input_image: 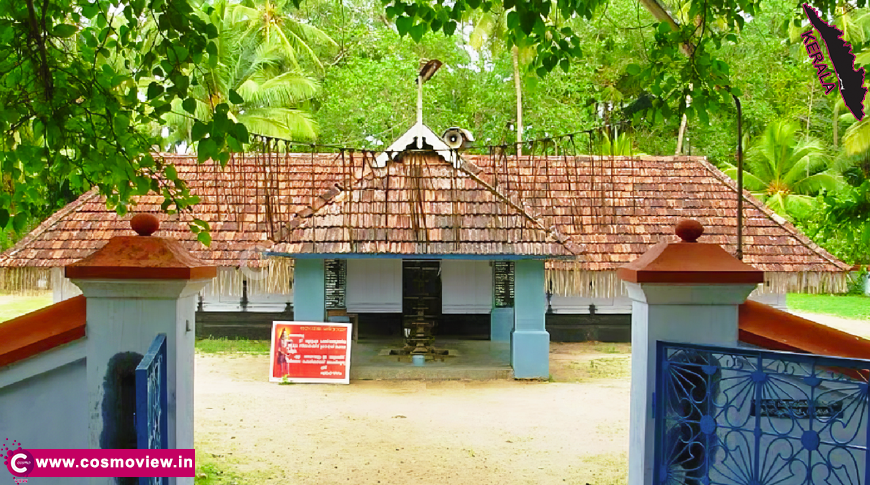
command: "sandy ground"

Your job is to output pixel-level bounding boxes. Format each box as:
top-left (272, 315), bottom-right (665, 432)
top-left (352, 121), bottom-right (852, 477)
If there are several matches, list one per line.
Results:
top-left (791, 311), bottom-right (870, 338)
top-left (195, 343), bottom-right (631, 485)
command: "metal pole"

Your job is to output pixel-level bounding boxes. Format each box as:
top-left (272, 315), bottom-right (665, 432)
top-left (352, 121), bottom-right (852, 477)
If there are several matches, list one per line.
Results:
top-left (733, 94), bottom-right (743, 260)
top-left (417, 77), bottom-right (423, 125)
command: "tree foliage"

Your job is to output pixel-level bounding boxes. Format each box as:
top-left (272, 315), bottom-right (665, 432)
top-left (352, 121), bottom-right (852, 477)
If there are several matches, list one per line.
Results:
top-left (722, 121), bottom-right (839, 218)
top-left (0, 0), bottom-right (251, 245)
top-left (799, 180), bottom-right (870, 264)
top-left (380, 0), bottom-right (853, 132)
top-left (162, 0), bottom-right (326, 146)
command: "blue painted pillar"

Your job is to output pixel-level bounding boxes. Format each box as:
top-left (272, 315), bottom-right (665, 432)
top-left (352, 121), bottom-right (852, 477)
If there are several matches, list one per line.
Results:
top-left (490, 308), bottom-right (514, 342)
top-left (293, 259), bottom-right (325, 322)
top-left (511, 260), bottom-right (549, 378)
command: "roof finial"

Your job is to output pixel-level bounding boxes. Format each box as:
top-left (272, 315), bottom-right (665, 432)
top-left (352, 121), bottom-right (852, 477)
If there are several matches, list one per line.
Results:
top-left (131, 214), bottom-right (160, 237)
top-left (675, 219), bottom-right (703, 243)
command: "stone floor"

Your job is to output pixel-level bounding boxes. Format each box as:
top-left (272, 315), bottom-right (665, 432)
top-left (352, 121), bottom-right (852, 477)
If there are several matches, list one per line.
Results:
top-left (349, 338), bottom-right (512, 380)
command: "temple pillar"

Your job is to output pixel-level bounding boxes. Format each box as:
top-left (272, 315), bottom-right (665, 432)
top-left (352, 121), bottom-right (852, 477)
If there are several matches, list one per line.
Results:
top-left (294, 259), bottom-right (326, 322)
top-left (511, 260), bottom-right (549, 378)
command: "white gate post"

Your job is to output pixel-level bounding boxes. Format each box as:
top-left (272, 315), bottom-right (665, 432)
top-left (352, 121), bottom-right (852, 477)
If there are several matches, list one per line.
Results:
top-left (617, 220), bottom-right (763, 485)
top-left (67, 215), bottom-right (215, 485)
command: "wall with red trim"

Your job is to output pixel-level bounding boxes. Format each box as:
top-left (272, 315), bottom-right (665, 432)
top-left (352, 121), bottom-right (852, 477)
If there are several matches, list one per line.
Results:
top-left (739, 300), bottom-right (870, 359)
top-left (0, 295), bottom-right (86, 367)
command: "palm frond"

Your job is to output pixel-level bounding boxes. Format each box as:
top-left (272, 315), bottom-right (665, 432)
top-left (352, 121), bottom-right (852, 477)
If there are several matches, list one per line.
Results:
top-left (721, 164), bottom-right (769, 193)
top-left (784, 194), bottom-right (818, 221)
top-left (238, 108), bottom-right (318, 141)
top-left (792, 171), bottom-right (843, 194)
top-left (844, 118), bottom-right (870, 155)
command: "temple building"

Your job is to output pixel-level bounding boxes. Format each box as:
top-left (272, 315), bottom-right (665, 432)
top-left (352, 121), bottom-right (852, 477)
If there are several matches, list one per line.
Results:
top-left (0, 124), bottom-right (850, 376)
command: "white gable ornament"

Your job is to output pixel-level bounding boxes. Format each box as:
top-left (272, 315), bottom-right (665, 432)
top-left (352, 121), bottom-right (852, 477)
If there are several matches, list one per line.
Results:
top-left (374, 122), bottom-right (461, 168)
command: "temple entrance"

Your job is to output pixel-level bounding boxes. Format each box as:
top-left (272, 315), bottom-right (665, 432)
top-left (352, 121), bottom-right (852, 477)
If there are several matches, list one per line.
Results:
top-left (399, 260), bottom-right (443, 355)
top-left (343, 258), bottom-right (509, 378)
top-left (402, 260), bottom-right (442, 332)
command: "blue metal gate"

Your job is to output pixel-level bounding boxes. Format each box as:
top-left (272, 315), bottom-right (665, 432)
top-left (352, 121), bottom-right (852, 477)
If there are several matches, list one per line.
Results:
top-left (136, 334), bottom-right (168, 485)
top-left (654, 341), bottom-right (870, 485)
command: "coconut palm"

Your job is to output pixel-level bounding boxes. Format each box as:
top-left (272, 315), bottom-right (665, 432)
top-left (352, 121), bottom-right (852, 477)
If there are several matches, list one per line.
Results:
top-left (723, 121), bottom-right (840, 218)
top-left (232, 0), bottom-right (337, 72)
top-left (163, 0), bottom-right (332, 146)
top-left (469, 8), bottom-right (538, 154)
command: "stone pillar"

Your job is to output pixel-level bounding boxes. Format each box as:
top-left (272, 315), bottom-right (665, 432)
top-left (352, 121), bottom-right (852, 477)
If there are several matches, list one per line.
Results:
top-left (294, 258), bottom-right (325, 322)
top-left (511, 260), bottom-right (549, 378)
top-left (617, 220), bottom-right (763, 485)
top-left (66, 215), bottom-right (215, 485)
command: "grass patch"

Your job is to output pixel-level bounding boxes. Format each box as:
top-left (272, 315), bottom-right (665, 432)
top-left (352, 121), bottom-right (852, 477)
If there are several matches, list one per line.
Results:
top-left (552, 355), bottom-right (632, 383)
top-left (0, 294), bottom-right (53, 323)
top-left (787, 294), bottom-right (870, 320)
top-left (195, 337), bottom-right (271, 355)
top-left (194, 449), bottom-right (263, 485)
top-left (579, 356), bottom-right (632, 380)
top-left (195, 445), bottom-right (283, 484)
top-left (195, 459), bottom-right (243, 485)
top-left (593, 343), bottom-right (631, 354)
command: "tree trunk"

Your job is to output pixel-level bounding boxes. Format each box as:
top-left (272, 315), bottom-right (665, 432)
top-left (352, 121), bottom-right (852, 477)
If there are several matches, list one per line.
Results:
top-left (676, 113), bottom-right (688, 154)
top-left (513, 45), bottom-right (523, 157)
top-left (676, 89), bottom-right (692, 154)
top-left (637, 0), bottom-right (693, 56)
top-left (807, 81), bottom-right (814, 134)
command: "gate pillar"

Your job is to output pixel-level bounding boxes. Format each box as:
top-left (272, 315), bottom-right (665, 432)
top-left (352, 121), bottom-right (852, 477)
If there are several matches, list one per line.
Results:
top-left (616, 220), bottom-right (763, 485)
top-left (67, 215), bottom-right (215, 485)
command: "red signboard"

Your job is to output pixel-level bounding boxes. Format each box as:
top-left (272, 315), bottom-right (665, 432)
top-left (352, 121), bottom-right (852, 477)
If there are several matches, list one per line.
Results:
top-left (269, 321), bottom-right (352, 384)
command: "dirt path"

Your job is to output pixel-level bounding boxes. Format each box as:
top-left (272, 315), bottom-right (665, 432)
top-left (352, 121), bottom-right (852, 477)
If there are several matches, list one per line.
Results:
top-left (195, 344), bottom-right (630, 485)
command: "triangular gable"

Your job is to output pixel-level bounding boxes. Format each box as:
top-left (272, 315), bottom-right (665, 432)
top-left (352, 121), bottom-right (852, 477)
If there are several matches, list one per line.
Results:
top-left (373, 122), bottom-right (460, 168)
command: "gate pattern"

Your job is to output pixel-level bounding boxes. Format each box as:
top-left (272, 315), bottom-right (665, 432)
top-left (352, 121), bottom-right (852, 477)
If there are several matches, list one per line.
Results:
top-left (654, 341), bottom-right (870, 485)
top-left (136, 333), bottom-right (168, 485)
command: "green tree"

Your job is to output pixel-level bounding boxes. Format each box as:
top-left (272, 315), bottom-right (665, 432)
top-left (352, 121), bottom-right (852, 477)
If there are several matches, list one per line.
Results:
top-left (163, 0), bottom-right (323, 145)
top-left (799, 180), bottom-right (870, 264)
top-left (723, 121), bottom-right (839, 217)
top-left (469, 7), bottom-right (526, 151)
top-left (381, 0), bottom-right (854, 134)
top-left (233, 0), bottom-right (337, 71)
top-left (0, 0), bottom-right (251, 246)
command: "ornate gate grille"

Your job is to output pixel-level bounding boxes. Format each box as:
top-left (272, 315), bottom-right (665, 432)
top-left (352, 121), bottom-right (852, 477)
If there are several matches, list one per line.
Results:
top-left (136, 333), bottom-right (168, 485)
top-left (654, 341), bottom-right (870, 485)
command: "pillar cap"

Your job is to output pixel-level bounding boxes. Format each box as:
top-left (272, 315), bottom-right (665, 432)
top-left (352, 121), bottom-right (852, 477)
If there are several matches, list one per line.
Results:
top-left (617, 219), bottom-right (763, 285)
top-left (65, 215), bottom-right (217, 281)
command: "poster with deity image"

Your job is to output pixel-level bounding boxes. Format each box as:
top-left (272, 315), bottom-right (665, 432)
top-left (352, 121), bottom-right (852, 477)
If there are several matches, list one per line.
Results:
top-left (269, 321), bottom-right (352, 384)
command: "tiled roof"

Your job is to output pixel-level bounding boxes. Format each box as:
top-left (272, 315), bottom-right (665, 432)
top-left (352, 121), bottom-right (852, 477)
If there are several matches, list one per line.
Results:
top-left (469, 154), bottom-right (849, 273)
top-left (0, 151), bottom-right (849, 275)
top-left (274, 153), bottom-right (582, 257)
top-left (0, 153), bottom-right (349, 267)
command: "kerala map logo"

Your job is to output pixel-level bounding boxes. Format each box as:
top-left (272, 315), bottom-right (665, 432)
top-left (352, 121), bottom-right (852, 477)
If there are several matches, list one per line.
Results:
top-left (2, 439), bottom-right (34, 484)
top-left (802, 3), bottom-right (867, 121)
